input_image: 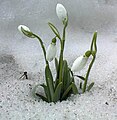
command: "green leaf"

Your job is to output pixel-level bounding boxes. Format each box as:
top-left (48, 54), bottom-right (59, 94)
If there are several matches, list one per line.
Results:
top-left (32, 84), bottom-right (40, 98)
top-left (35, 93), bottom-right (48, 102)
top-left (61, 84), bottom-right (72, 100)
top-left (32, 84), bottom-right (50, 102)
top-left (55, 58), bottom-right (58, 73)
top-left (69, 69), bottom-right (75, 82)
top-left (21, 27), bottom-right (35, 38)
top-left (62, 60), bottom-right (71, 92)
top-left (54, 58), bottom-right (60, 89)
top-left (74, 75), bottom-right (85, 81)
top-left (55, 78), bottom-right (59, 88)
top-left (45, 65), bottom-right (54, 101)
top-left (48, 22), bottom-right (61, 39)
top-left (71, 82), bottom-right (78, 94)
top-left (40, 84), bottom-right (51, 102)
top-left (87, 82), bottom-right (94, 92)
top-left (54, 58), bottom-right (59, 89)
top-left (80, 82), bottom-right (82, 89)
top-left (53, 82), bottom-right (62, 102)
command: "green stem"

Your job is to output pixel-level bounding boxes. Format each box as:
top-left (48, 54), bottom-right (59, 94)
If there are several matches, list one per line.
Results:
top-left (33, 34), bottom-right (49, 65)
top-left (59, 25), bottom-right (67, 83)
top-left (82, 32), bottom-right (97, 93)
top-left (82, 55), bottom-right (96, 93)
top-left (62, 24), bottom-right (66, 48)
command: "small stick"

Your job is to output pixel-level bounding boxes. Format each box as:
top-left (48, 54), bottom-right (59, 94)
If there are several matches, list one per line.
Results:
top-left (19, 72), bottom-right (28, 79)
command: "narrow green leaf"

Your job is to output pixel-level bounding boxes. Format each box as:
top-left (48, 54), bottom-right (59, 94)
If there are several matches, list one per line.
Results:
top-left (32, 84), bottom-right (40, 98)
top-left (40, 84), bottom-right (51, 102)
top-left (32, 84), bottom-right (48, 102)
top-left (54, 78), bottom-right (59, 90)
top-left (80, 82), bottom-right (82, 89)
top-left (54, 58), bottom-right (59, 89)
top-left (61, 84), bottom-right (72, 100)
top-left (54, 58), bottom-right (60, 89)
top-left (87, 82), bottom-right (94, 92)
top-left (74, 75), bottom-right (85, 81)
top-left (48, 22), bottom-right (61, 39)
top-left (55, 58), bottom-right (58, 72)
top-left (62, 60), bottom-right (71, 92)
top-left (53, 82), bottom-right (62, 102)
top-left (71, 82), bottom-right (78, 94)
top-left (45, 65), bottom-right (54, 101)
top-left (35, 93), bottom-right (48, 102)
top-left (69, 69), bottom-right (75, 82)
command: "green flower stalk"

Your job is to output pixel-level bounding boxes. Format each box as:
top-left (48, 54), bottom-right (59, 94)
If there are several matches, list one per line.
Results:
top-left (82, 32), bottom-right (97, 93)
top-left (18, 25), bottom-right (48, 65)
top-left (57, 10), bottom-right (68, 84)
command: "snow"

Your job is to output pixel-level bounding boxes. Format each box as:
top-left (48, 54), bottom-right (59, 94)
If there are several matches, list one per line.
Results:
top-left (0, 0), bottom-right (117, 120)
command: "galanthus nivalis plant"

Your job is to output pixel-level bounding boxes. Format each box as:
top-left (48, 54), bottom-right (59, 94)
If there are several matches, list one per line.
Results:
top-left (18, 3), bottom-right (97, 103)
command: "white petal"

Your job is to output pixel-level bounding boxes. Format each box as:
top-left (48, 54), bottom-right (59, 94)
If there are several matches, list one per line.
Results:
top-left (56, 3), bottom-right (67, 21)
top-left (18, 25), bottom-right (30, 33)
top-left (46, 43), bottom-right (57, 62)
top-left (71, 56), bottom-right (88, 72)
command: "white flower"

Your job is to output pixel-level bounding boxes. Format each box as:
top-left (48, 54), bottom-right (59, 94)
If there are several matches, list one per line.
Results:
top-left (18, 25), bottom-right (30, 33)
top-left (56, 3), bottom-right (67, 21)
top-left (46, 42), bottom-right (57, 62)
top-left (18, 25), bottom-right (35, 38)
top-left (71, 55), bottom-right (88, 72)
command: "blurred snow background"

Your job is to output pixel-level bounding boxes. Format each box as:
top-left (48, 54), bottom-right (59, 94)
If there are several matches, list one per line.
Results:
top-left (0, 0), bottom-right (117, 73)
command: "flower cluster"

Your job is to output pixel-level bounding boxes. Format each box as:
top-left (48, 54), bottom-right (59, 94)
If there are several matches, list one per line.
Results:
top-left (18, 3), bottom-right (97, 103)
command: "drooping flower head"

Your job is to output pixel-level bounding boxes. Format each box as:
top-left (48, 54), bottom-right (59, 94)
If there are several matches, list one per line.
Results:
top-left (71, 55), bottom-right (88, 72)
top-left (18, 25), bottom-right (35, 38)
top-left (56, 3), bottom-right (67, 23)
top-left (46, 37), bottom-right (57, 62)
top-left (18, 25), bottom-right (30, 33)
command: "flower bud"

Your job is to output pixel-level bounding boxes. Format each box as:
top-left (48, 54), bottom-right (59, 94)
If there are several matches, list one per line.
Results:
top-left (18, 25), bottom-right (35, 38)
top-left (18, 25), bottom-right (30, 33)
top-left (46, 38), bottom-right (57, 62)
top-left (71, 55), bottom-right (88, 72)
top-left (56, 3), bottom-right (67, 22)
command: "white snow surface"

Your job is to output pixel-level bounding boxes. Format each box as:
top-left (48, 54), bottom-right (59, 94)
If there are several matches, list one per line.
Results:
top-left (0, 0), bottom-right (117, 120)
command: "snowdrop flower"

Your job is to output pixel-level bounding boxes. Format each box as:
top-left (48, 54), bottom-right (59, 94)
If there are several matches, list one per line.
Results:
top-left (46, 38), bottom-right (57, 62)
top-left (56, 3), bottom-right (67, 22)
top-left (18, 25), bottom-right (35, 38)
top-left (71, 55), bottom-right (88, 72)
top-left (18, 25), bottom-right (30, 33)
